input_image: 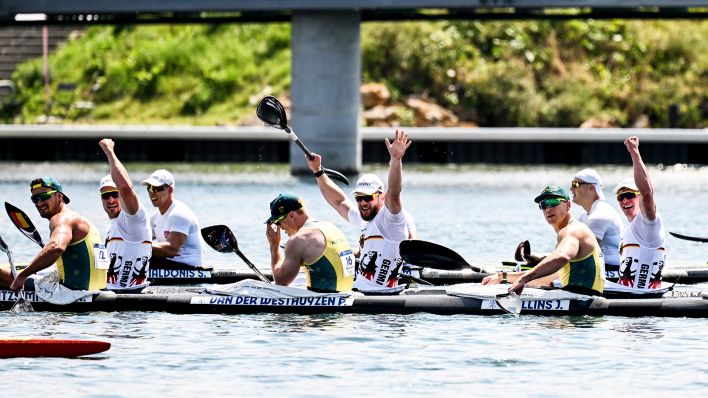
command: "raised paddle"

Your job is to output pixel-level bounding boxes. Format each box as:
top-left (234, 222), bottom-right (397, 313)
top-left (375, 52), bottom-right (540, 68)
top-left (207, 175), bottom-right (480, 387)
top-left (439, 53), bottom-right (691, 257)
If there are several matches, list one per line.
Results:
top-left (5, 202), bottom-right (44, 248)
top-left (256, 95), bottom-right (350, 186)
top-left (0, 233), bottom-right (34, 312)
top-left (201, 225), bottom-right (271, 283)
top-left (669, 231), bottom-right (708, 243)
top-left (399, 239), bottom-right (486, 272)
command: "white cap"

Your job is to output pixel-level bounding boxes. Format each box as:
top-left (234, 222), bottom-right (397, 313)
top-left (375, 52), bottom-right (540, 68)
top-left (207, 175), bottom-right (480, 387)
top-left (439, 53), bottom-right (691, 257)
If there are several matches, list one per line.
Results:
top-left (141, 169), bottom-right (175, 187)
top-left (98, 174), bottom-right (117, 191)
top-left (351, 173), bottom-right (384, 195)
top-left (574, 168), bottom-right (605, 200)
top-left (614, 177), bottom-right (639, 194)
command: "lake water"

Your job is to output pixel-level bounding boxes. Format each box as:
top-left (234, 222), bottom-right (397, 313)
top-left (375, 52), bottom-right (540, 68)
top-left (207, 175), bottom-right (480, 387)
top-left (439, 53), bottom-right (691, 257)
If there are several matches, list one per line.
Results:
top-left (1, 162), bottom-right (707, 397)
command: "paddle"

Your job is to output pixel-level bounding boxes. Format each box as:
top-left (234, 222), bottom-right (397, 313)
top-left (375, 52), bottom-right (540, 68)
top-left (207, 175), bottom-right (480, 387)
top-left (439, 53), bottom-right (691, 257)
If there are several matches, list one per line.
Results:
top-left (0, 233), bottom-right (34, 312)
top-left (5, 202), bottom-right (44, 248)
top-left (399, 239), bottom-right (486, 272)
top-left (201, 225), bottom-right (271, 283)
top-left (256, 95), bottom-right (350, 186)
top-left (495, 292), bottom-right (522, 316)
top-left (669, 231), bottom-right (708, 243)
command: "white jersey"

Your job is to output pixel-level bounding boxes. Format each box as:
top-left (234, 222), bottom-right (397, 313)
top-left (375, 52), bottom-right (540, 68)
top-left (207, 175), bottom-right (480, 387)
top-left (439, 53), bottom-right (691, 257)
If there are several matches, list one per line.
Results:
top-left (150, 199), bottom-right (204, 267)
top-left (578, 199), bottom-right (623, 267)
top-left (348, 206), bottom-right (408, 293)
top-left (106, 203), bottom-right (152, 291)
top-left (618, 212), bottom-right (666, 290)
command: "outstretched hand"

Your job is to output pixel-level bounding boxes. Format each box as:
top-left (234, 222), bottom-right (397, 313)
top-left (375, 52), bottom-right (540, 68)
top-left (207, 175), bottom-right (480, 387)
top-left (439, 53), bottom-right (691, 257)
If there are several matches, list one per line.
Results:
top-left (385, 129), bottom-right (412, 160)
top-left (624, 136), bottom-right (639, 153)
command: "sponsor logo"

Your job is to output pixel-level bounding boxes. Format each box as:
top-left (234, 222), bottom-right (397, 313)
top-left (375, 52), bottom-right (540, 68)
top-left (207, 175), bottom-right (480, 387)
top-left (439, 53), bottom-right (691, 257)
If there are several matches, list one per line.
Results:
top-left (149, 269), bottom-right (212, 279)
top-left (190, 295), bottom-right (351, 307)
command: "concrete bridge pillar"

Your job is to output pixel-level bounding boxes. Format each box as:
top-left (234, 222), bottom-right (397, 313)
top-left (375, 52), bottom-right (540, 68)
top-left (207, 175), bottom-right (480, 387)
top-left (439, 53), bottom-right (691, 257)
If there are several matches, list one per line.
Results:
top-left (291, 11), bottom-right (361, 175)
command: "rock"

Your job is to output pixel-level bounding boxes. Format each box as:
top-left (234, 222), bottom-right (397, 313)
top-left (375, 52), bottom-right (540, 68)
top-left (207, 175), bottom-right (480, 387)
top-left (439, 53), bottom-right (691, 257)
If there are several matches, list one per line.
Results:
top-left (579, 117), bottom-right (617, 128)
top-left (404, 96), bottom-right (459, 127)
top-left (360, 83), bottom-right (390, 110)
top-left (363, 104), bottom-right (402, 126)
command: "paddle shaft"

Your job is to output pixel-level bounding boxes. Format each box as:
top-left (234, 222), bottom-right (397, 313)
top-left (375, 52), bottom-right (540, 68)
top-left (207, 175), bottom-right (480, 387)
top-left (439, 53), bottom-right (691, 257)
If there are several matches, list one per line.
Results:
top-left (284, 127), bottom-right (350, 186)
top-left (236, 250), bottom-right (271, 283)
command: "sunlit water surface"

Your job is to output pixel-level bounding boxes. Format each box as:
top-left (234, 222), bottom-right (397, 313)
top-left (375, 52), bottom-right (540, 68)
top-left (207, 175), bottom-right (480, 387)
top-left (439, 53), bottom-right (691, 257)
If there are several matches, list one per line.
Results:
top-left (1, 162), bottom-right (707, 397)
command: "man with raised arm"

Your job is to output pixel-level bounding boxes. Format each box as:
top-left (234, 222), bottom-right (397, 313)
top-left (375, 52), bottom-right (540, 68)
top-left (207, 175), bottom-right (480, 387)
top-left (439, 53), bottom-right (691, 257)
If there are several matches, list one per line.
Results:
top-left (265, 193), bottom-right (355, 292)
top-left (99, 138), bottom-right (152, 292)
top-left (614, 136), bottom-right (666, 291)
top-left (482, 186), bottom-right (605, 296)
top-left (570, 168), bottom-right (624, 279)
top-left (305, 129), bottom-right (412, 294)
top-left (142, 169), bottom-right (203, 268)
top-left (0, 178), bottom-right (108, 293)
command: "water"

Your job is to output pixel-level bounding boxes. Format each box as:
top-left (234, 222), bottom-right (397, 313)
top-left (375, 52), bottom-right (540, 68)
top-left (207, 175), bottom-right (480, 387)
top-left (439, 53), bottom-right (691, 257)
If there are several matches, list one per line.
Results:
top-left (1, 162), bottom-right (708, 396)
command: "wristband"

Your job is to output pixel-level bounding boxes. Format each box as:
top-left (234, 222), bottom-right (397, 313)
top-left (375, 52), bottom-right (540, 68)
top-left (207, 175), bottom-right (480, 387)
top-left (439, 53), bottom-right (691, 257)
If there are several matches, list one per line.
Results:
top-left (314, 169), bottom-right (325, 178)
top-left (501, 271), bottom-right (508, 284)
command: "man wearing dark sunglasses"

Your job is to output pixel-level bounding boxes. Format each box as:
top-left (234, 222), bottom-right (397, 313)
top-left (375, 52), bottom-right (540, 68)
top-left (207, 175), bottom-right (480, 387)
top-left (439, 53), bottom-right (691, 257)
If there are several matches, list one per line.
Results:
top-left (613, 136), bottom-right (665, 291)
top-left (99, 139), bottom-right (152, 292)
top-left (265, 193), bottom-right (355, 292)
top-left (482, 185), bottom-right (605, 296)
top-left (571, 168), bottom-right (623, 279)
top-left (141, 169), bottom-right (203, 268)
top-left (1, 177), bottom-right (108, 294)
top-left (305, 129), bottom-right (413, 294)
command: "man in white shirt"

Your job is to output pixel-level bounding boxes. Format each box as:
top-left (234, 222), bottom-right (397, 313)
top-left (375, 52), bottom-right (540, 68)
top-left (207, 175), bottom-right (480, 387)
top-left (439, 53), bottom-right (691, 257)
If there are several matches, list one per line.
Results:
top-left (570, 168), bottom-right (624, 279)
top-left (142, 169), bottom-right (203, 268)
top-left (615, 136), bottom-right (666, 291)
top-left (305, 129), bottom-right (412, 294)
top-left (99, 139), bottom-right (152, 292)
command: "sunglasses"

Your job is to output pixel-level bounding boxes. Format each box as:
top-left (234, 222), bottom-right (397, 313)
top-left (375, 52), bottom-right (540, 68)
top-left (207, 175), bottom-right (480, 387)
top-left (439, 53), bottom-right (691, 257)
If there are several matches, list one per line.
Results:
top-left (354, 193), bottom-right (379, 203)
top-left (147, 185), bottom-right (168, 193)
top-left (273, 215), bottom-right (287, 226)
top-left (31, 190), bottom-right (58, 204)
top-left (616, 191), bottom-right (639, 201)
top-left (571, 181), bottom-right (591, 189)
top-left (101, 191), bottom-right (119, 200)
top-left (538, 197), bottom-right (567, 210)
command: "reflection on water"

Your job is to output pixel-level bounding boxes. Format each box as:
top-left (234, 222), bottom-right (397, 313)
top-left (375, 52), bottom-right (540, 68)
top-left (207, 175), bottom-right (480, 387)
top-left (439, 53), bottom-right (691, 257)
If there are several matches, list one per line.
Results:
top-left (535, 315), bottom-right (609, 330)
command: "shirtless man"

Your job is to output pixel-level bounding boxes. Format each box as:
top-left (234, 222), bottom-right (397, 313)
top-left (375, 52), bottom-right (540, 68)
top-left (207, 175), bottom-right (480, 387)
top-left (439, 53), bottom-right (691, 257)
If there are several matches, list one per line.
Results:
top-left (0, 178), bottom-right (107, 291)
top-left (483, 186), bottom-right (605, 296)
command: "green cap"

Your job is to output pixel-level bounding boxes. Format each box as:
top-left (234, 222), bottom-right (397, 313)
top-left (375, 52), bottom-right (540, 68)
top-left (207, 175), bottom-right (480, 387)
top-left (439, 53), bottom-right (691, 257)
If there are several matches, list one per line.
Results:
top-left (534, 185), bottom-right (569, 203)
top-left (30, 177), bottom-right (70, 204)
top-left (265, 193), bottom-right (304, 224)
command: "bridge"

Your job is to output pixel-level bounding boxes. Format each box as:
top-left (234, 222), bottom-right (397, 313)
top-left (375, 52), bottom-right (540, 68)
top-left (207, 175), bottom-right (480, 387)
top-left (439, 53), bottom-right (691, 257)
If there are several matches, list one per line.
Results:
top-left (1, 1), bottom-right (706, 172)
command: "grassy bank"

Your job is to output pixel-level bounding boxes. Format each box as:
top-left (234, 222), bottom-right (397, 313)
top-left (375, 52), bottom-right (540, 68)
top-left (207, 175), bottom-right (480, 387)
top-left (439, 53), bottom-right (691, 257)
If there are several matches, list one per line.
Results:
top-left (2, 20), bottom-right (706, 128)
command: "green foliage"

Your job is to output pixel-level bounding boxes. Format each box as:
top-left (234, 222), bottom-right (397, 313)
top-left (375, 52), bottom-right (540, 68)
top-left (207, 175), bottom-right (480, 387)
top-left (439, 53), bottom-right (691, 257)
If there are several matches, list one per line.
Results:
top-left (2, 20), bottom-right (706, 127)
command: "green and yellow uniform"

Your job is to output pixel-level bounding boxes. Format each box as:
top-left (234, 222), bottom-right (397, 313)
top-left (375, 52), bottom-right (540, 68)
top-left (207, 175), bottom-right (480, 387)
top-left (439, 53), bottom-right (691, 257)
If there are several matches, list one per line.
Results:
top-left (302, 220), bottom-right (355, 292)
top-left (57, 223), bottom-right (108, 290)
top-left (558, 248), bottom-right (605, 294)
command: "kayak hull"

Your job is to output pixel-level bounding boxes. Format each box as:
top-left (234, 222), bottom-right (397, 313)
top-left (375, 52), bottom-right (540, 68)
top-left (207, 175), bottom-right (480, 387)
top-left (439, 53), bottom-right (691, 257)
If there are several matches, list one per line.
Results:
top-left (2, 288), bottom-right (708, 317)
top-left (0, 338), bottom-right (111, 358)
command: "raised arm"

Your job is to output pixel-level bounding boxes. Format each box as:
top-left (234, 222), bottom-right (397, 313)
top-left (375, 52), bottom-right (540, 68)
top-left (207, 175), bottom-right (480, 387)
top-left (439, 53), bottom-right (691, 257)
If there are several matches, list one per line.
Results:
top-left (306, 153), bottom-right (354, 221)
top-left (100, 138), bottom-right (140, 215)
top-left (625, 136), bottom-right (657, 221)
top-left (384, 129), bottom-right (412, 215)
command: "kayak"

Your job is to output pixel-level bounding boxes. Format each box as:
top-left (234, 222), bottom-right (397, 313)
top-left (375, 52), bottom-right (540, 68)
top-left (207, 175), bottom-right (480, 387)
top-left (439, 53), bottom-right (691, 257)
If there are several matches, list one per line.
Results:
top-left (1, 285), bottom-right (707, 317)
top-left (0, 338), bottom-right (111, 358)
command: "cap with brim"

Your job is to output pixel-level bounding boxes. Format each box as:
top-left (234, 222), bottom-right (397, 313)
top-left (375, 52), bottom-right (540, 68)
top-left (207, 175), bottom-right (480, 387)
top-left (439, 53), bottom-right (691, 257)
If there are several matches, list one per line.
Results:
top-left (265, 193), bottom-right (304, 224)
top-left (98, 174), bottom-right (117, 191)
top-left (614, 178), bottom-right (639, 194)
top-left (534, 185), bottom-right (569, 203)
top-left (574, 168), bottom-right (605, 200)
top-left (351, 173), bottom-right (385, 195)
top-left (30, 177), bottom-right (70, 204)
top-left (141, 169), bottom-right (175, 187)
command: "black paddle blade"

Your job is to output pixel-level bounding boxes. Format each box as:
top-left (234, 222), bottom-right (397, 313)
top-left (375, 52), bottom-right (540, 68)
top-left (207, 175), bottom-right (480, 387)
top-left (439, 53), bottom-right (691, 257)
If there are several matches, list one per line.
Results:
top-left (256, 96), bottom-right (288, 129)
top-left (669, 231), bottom-right (708, 243)
top-left (399, 240), bottom-right (483, 272)
top-left (5, 202), bottom-right (44, 247)
top-left (201, 225), bottom-right (238, 254)
top-left (0, 234), bottom-right (9, 253)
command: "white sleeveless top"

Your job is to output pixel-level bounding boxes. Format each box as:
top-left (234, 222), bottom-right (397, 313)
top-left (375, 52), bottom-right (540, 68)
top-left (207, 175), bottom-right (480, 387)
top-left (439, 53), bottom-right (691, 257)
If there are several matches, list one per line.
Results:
top-left (618, 212), bottom-right (666, 290)
top-left (106, 203), bottom-right (152, 291)
top-left (348, 206), bottom-right (408, 293)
